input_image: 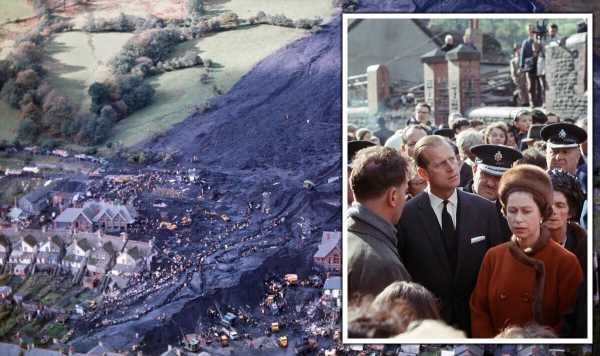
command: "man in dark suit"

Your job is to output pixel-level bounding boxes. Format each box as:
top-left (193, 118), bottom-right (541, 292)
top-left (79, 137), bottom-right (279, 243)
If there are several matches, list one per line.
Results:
top-left (397, 135), bottom-right (503, 336)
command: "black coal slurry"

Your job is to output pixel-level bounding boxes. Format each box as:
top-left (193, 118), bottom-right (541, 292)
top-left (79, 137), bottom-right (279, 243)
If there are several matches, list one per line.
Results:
top-left (68, 157), bottom-right (340, 353)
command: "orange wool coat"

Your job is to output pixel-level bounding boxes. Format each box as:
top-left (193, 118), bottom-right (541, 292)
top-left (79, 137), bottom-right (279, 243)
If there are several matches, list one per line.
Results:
top-left (470, 228), bottom-right (583, 338)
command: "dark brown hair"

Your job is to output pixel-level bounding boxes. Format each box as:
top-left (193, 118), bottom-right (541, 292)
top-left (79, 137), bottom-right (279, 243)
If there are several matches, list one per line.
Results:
top-left (371, 281), bottom-right (440, 321)
top-left (350, 146), bottom-right (408, 201)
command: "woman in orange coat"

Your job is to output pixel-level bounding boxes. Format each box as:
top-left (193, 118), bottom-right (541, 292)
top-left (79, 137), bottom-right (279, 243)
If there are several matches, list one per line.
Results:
top-left (470, 165), bottom-right (583, 338)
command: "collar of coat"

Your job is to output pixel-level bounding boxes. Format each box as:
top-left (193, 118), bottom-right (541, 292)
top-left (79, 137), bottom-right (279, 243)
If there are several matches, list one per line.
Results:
top-left (507, 226), bottom-right (551, 325)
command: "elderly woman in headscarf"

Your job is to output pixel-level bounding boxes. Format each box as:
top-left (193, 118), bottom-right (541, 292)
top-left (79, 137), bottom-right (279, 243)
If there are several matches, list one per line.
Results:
top-left (470, 165), bottom-right (582, 338)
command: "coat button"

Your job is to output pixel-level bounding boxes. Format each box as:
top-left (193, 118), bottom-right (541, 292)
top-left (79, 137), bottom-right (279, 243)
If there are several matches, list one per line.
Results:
top-left (521, 293), bottom-right (531, 302)
top-left (499, 293), bottom-right (507, 301)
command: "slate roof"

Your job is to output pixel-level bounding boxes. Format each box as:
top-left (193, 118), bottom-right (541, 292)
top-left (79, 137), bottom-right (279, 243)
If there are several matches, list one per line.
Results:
top-left (54, 208), bottom-right (92, 224)
top-left (23, 235), bottom-right (37, 248)
top-left (323, 276), bottom-right (341, 290)
top-left (76, 238), bottom-right (92, 252)
top-left (314, 233), bottom-right (341, 258)
top-left (21, 187), bottom-right (50, 204)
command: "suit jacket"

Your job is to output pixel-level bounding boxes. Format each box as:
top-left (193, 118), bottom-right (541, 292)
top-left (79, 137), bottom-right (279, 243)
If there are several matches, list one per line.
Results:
top-left (397, 190), bottom-right (503, 335)
top-left (462, 180), bottom-right (511, 242)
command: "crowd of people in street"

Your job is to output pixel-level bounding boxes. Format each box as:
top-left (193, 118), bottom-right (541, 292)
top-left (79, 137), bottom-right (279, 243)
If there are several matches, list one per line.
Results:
top-left (346, 99), bottom-right (593, 340)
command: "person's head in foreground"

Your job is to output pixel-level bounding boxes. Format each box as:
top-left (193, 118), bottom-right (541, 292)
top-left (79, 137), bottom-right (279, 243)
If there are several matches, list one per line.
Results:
top-left (350, 146), bottom-right (409, 225)
top-left (348, 281), bottom-right (440, 338)
top-left (495, 323), bottom-right (558, 338)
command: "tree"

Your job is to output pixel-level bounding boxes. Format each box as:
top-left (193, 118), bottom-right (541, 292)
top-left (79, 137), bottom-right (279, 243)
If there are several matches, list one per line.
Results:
top-left (0, 60), bottom-right (13, 91)
top-left (0, 79), bottom-right (24, 108)
top-left (88, 82), bottom-right (112, 114)
top-left (15, 69), bottom-right (40, 91)
top-left (41, 92), bottom-right (74, 134)
top-left (186, 0), bottom-right (204, 17)
top-left (17, 118), bottom-right (40, 143)
top-left (116, 75), bottom-right (154, 112)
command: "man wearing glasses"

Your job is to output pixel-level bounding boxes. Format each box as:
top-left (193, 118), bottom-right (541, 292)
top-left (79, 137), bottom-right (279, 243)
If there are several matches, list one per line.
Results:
top-left (406, 102), bottom-right (433, 134)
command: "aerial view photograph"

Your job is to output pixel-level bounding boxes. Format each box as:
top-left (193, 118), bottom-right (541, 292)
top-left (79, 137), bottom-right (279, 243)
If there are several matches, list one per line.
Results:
top-left (0, 0), bottom-right (597, 355)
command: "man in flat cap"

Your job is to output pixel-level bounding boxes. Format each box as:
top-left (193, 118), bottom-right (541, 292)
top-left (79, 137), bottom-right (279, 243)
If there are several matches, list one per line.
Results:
top-left (463, 144), bottom-right (523, 241)
top-left (541, 122), bottom-right (587, 176)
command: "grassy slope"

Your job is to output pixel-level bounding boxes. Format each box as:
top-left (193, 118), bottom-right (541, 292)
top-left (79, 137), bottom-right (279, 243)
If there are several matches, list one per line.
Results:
top-left (44, 32), bottom-right (133, 112)
top-left (0, 101), bottom-right (20, 141)
top-left (211, 0), bottom-right (333, 21)
top-left (0, 0), bottom-right (35, 23)
top-left (108, 25), bottom-right (306, 147)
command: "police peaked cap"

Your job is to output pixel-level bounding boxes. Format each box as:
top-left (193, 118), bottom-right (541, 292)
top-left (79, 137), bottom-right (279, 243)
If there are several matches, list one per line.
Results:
top-left (471, 144), bottom-right (523, 177)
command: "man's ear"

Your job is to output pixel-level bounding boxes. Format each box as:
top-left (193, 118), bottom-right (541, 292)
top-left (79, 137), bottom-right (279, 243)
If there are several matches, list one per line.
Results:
top-left (384, 186), bottom-right (396, 208)
top-left (472, 163), bottom-right (477, 176)
top-left (417, 166), bottom-right (428, 181)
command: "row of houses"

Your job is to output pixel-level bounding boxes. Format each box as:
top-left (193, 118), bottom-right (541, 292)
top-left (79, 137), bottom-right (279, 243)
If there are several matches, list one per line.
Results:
top-left (53, 200), bottom-right (137, 233)
top-left (0, 229), bottom-right (153, 289)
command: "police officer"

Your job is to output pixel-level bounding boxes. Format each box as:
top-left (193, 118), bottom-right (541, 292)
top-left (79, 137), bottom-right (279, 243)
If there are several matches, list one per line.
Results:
top-left (541, 122), bottom-right (587, 176)
top-left (463, 144), bottom-right (522, 241)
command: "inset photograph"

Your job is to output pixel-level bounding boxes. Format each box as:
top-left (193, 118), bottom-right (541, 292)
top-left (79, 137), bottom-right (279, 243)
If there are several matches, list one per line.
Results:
top-left (342, 13), bottom-right (593, 343)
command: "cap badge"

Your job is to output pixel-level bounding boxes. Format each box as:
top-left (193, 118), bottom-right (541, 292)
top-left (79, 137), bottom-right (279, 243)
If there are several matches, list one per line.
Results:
top-left (494, 151), bottom-right (503, 162)
top-left (558, 129), bottom-right (567, 139)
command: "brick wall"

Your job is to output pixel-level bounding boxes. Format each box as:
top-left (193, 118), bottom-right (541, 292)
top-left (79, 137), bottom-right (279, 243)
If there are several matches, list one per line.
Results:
top-left (544, 33), bottom-right (587, 121)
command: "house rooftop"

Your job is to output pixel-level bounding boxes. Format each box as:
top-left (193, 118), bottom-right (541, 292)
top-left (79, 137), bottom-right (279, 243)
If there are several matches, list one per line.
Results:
top-left (324, 276), bottom-right (341, 290)
top-left (314, 233), bottom-right (341, 258)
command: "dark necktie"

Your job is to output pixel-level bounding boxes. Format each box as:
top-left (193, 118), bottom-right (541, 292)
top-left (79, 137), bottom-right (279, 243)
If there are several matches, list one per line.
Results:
top-left (442, 200), bottom-right (457, 272)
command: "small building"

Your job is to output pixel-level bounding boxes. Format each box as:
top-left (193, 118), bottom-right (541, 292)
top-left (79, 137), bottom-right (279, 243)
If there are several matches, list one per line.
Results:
top-left (62, 239), bottom-right (91, 273)
top-left (87, 242), bottom-right (115, 277)
top-left (323, 276), bottom-right (342, 309)
top-left (9, 235), bottom-right (38, 271)
top-left (18, 188), bottom-right (51, 216)
top-left (54, 208), bottom-right (93, 232)
top-left (313, 231), bottom-right (341, 272)
top-left (111, 246), bottom-right (144, 277)
top-left (36, 235), bottom-right (64, 268)
top-left (323, 276), bottom-right (341, 299)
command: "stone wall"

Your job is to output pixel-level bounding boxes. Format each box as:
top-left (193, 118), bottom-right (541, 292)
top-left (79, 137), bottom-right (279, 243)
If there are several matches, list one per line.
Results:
top-left (544, 32), bottom-right (587, 120)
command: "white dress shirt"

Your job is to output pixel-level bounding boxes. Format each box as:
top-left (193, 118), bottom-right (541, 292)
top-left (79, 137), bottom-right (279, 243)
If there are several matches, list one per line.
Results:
top-left (427, 189), bottom-right (458, 229)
